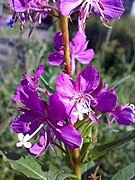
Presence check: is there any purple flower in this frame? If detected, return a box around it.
[13,65,47,103]
[48,31,94,75]
[12,86,82,156]
[21,64,45,89]
[58,0,124,31]
[56,65,117,124]
[108,104,135,126]
[8,0,53,35]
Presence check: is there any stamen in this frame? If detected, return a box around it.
[98,1,105,10]
[27,122,31,126]
[56,128,61,133]
[94,0,105,19]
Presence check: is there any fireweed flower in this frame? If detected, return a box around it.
[21,64,45,89]
[49,31,94,75]
[108,104,135,127]
[13,65,49,103]
[58,0,125,31]
[11,86,82,156]
[56,65,117,124]
[8,0,55,35]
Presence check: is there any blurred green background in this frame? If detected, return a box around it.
[0,1,135,179]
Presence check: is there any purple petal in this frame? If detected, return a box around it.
[30,129,50,156]
[22,74,36,88]
[93,0,124,20]
[76,66,100,93]
[8,0,27,12]
[48,52,64,66]
[91,82,104,97]
[34,65,45,79]
[56,73,76,98]
[13,86,44,111]
[53,32,63,50]
[60,0,82,16]
[29,143,46,156]
[93,92,117,113]
[71,31,87,54]
[11,107,45,134]
[75,49,94,64]
[112,107,135,126]
[54,124,82,149]
[49,93,67,123]
[11,114,30,134]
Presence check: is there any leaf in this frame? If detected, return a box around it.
[0,151,65,180]
[56,173,78,180]
[109,75,130,89]
[40,75,54,93]
[85,130,135,163]
[111,162,135,180]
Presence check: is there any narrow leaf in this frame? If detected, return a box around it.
[109,75,130,89]
[41,75,54,93]
[85,130,135,163]
[111,162,135,180]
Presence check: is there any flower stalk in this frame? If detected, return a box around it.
[59,14,71,76]
[60,13,82,179]
[73,148,82,180]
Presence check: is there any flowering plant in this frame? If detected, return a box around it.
[2,0,135,179]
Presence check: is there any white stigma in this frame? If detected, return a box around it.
[129,104,135,114]
[16,133,32,148]
[16,123,44,149]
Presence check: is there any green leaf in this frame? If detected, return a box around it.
[0,151,66,180]
[111,162,135,180]
[56,173,78,180]
[85,130,135,163]
[109,75,130,89]
[40,75,54,93]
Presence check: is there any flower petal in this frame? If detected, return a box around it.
[71,31,87,54]
[29,130,50,156]
[93,92,117,113]
[54,125,82,149]
[76,66,100,93]
[49,93,67,123]
[48,52,64,66]
[11,115,31,134]
[13,86,43,111]
[56,73,76,98]
[8,0,27,12]
[75,49,94,64]
[53,32,63,50]
[93,0,124,20]
[60,0,82,16]
[112,107,135,126]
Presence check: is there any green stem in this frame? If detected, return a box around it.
[73,149,82,180]
[60,14,71,76]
